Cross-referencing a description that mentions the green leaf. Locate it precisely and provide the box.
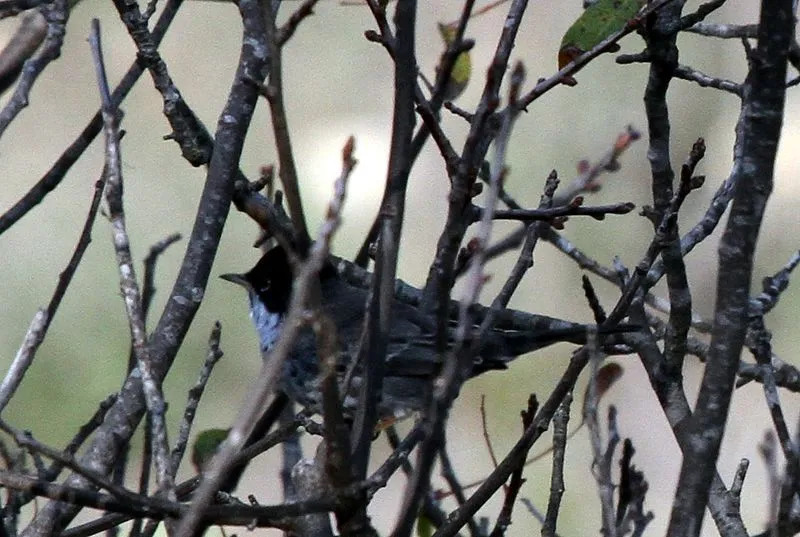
[436,22,472,101]
[191,428,229,472]
[558,0,645,69]
[416,514,435,537]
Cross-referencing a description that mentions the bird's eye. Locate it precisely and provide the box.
[260,281,271,293]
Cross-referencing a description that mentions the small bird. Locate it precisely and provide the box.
[221,246,627,421]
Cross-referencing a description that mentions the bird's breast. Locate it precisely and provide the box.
[248,292,284,352]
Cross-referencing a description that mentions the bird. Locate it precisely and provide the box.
[221,246,630,421]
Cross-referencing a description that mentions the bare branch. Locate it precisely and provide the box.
[0,0,67,139]
[0,0,182,237]
[541,394,572,537]
[667,0,792,533]
[0,309,47,413]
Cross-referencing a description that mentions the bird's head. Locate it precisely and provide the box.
[221,246,295,352]
[220,246,294,315]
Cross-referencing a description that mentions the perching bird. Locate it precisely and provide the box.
[221,246,630,421]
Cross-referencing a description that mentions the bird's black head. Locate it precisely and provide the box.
[221,246,293,314]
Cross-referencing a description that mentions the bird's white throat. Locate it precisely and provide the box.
[248,291,283,352]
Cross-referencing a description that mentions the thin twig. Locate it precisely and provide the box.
[0,309,47,413]
[0,421,142,505]
[438,442,482,537]
[350,6,419,535]
[488,395,538,537]
[91,18,174,497]
[169,322,225,476]
[541,394,571,537]
[584,330,617,537]
[517,0,678,109]
[262,0,310,248]
[0,0,68,139]
[0,0,183,236]
[277,0,323,45]
[0,164,110,414]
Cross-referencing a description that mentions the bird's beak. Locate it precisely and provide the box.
[219,273,249,289]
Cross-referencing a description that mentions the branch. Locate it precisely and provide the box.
[21,3,271,533]
[91,18,174,496]
[541,394,572,537]
[0,0,67,139]
[517,0,678,108]
[0,0,182,237]
[0,309,46,413]
[666,0,792,534]
[262,0,310,248]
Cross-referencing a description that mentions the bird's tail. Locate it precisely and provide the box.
[479,322,636,368]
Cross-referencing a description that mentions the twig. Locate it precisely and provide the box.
[350,4,418,531]
[141,233,182,321]
[169,322,225,476]
[666,0,792,533]
[0,421,142,505]
[0,469,364,529]
[366,422,425,495]
[615,439,653,537]
[0,0,67,139]
[517,0,678,109]
[314,138,358,512]
[562,127,642,206]
[685,22,758,38]
[479,397,501,473]
[261,0,310,248]
[0,0,183,236]
[674,64,741,95]
[111,0,211,166]
[0,309,47,413]
[541,394,571,537]
[748,312,795,462]
[677,0,727,30]
[488,395,538,537]
[722,459,749,534]
[438,441,482,537]
[485,201,635,223]
[383,426,452,532]
[90,18,173,497]
[479,126,641,269]
[584,329,617,537]
[0,157,110,414]
[0,9,46,95]
[759,432,780,534]
[125,231,183,497]
[277,0,323,45]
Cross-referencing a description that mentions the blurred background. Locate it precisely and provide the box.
[0,1,798,535]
